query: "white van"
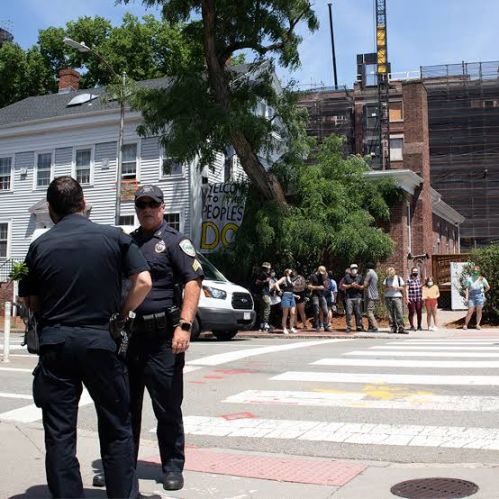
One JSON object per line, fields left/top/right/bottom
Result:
{"left": 30, "top": 227, "right": 256, "bottom": 341}
{"left": 193, "top": 252, "right": 255, "bottom": 340}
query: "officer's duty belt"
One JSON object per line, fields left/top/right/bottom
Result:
{"left": 133, "top": 312, "right": 172, "bottom": 336}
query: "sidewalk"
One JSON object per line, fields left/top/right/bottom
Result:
{"left": 1, "top": 421, "right": 498, "bottom": 498}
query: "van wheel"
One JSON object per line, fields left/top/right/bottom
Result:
{"left": 190, "top": 317, "right": 201, "bottom": 341}
{"left": 213, "top": 330, "right": 238, "bottom": 341}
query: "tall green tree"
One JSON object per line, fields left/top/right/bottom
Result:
{"left": 0, "top": 14, "right": 190, "bottom": 108}
{"left": 122, "top": 0, "right": 319, "bottom": 203}
{"left": 209, "top": 136, "right": 403, "bottom": 283}
{"left": 0, "top": 42, "right": 54, "bottom": 108}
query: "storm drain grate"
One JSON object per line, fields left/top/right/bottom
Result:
{"left": 391, "top": 477, "right": 479, "bottom": 498}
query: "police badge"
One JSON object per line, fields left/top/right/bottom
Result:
{"left": 155, "top": 240, "right": 166, "bottom": 253}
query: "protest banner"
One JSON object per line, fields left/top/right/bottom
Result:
{"left": 200, "top": 183, "right": 246, "bottom": 253}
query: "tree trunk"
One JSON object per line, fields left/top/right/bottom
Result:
{"left": 200, "top": 0, "right": 287, "bottom": 204}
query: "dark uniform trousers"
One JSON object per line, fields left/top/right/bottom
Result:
{"left": 33, "top": 332, "right": 138, "bottom": 499}
{"left": 128, "top": 324, "right": 185, "bottom": 474}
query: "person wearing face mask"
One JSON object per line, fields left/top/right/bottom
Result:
{"left": 422, "top": 277, "right": 440, "bottom": 331}
{"left": 268, "top": 269, "right": 282, "bottom": 328}
{"left": 292, "top": 270, "right": 308, "bottom": 329}
{"left": 406, "top": 267, "right": 423, "bottom": 331}
{"left": 253, "top": 262, "right": 273, "bottom": 332}
{"left": 463, "top": 265, "right": 490, "bottom": 330}
{"left": 276, "top": 269, "right": 297, "bottom": 334}
{"left": 308, "top": 266, "right": 331, "bottom": 332}
{"left": 342, "top": 264, "right": 365, "bottom": 333}
{"left": 383, "top": 266, "right": 407, "bottom": 334}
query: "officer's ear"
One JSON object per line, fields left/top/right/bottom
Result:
{"left": 48, "top": 203, "right": 60, "bottom": 224}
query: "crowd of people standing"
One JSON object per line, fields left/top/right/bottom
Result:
{"left": 250, "top": 261, "right": 483, "bottom": 334}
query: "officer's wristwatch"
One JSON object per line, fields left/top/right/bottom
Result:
{"left": 178, "top": 319, "right": 192, "bottom": 332}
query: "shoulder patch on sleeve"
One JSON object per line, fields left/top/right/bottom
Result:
{"left": 179, "top": 239, "right": 196, "bottom": 257}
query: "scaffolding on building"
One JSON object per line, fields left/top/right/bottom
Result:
{"left": 297, "top": 85, "right": 355, "bottom": 155}
{"left": 422, "top": 61, "right": 499, "bottom": 249}
{"left": 0, "top": 21, "right": 13, "bottom": 47}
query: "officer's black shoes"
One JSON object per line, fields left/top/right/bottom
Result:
{"left": 163, "top": 471, "right": 184, "bottom": 491}
{"left": 92, "top": 473, "right": 105, "bottom": 487}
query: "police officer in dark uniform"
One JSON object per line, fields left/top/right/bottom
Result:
{"left": 19, "top": 176, "right": 152, "bottom": 499}
{"left": 124, "top": 184, "right": 203, "bottom": 491}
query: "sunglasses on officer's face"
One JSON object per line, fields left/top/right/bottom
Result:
{"left": 135, "top": 200, "right": 161, "bottom": 209}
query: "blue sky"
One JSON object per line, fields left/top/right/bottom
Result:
{"left": 3, "top": 0, "right": 499, "bottom": 88}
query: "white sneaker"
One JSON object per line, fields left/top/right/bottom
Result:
{"left": 433, "top": 326, "right": 438, "bottom": 331}
{"left": 283, "top": 328, "right": 289, "bottom": 335}
{"left": 290, "top": 327, "right": 297, "bottom": 333}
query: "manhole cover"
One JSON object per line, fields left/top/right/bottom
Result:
{"left": 391, "top": 477, "right": 479, "bottom": 498}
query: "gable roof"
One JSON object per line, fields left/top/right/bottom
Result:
{"left": 0, "top": 77, "right": 170, "bottom": 127}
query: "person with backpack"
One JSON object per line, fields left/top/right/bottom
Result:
{"left": 383, "top": 266, "right": 408, "bottom": 334}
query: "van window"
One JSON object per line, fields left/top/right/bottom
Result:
{"left": 196, "top": 253, "right": 228, "bottom": 282}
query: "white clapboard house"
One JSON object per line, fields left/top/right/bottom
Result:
{"left": 0, "top": 69, "right": 276, "bottom": 277}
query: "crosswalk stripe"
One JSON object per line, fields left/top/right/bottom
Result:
{"left": 223, "top": 389, "right": 499, "bottom": 412}
{"left": 187, "top": 339, "right": 350, "bottom": 367}
{"left": 272, "top": 371, "right": 499, "bottom": 386}
{"left": 371, "top": 346, "right": 499, "bottom": 351}
{"left": 0, "top": 392, "right": 32, "bottom": 400}
{"left": 312, "top": 358, "right": 499, "bottom": 368}
{"left": 0, "top": 367, "right": 32, "bottom": 373}
{"left": 0, "top": 389, "right": 93, "bottom": 423}
{"left": 388, "top": 341, "right": 499, "bottom": 346}
{"left": 390, "top": 336, "right": 499, "bottom": 345}
{"left": 182, "top": 415, "right": 499, "bottom": 450}
{"left": 344, "top": 350, "right": 499, "bottom": 358}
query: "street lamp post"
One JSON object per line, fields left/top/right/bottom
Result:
{"left": 63, "top": 37, "right": 126, "bottom": 225}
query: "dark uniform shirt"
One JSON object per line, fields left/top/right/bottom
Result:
{"left": 19, "top": 214, "right": 149, "bottom": 348}
{"left": 343, "top": 274, "right": 364, "bottom": 299}
{"left": 131, "top": 221, "right": 204, "bottom": 315}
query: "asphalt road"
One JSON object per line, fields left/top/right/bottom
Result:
{"left": 1, "top": 333, "right": 499, "bottom": 466}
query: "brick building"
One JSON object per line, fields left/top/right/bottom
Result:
{"left": 298, "top": 73, "right": 464, "bottom": 279}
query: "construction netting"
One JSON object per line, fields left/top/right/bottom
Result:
{"left": 422, "top": 61, "right": 499, "bottom": 249}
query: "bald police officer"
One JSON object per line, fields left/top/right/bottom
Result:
{"left": 19, "top": 176, "right": 151, "bottom": 499}
{"left": 128, "top": 185, "right": 203, "bottom": 491}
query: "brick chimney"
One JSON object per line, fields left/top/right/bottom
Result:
{"left": 58, "top": 68, "right": 80, "bottom": 93}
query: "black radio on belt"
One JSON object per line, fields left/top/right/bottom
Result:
{"left": 138, "top": 305, "right": 181, "bottom": 335}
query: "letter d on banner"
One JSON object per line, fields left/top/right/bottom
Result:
{"left": 200, "top": 221, "right": 219, "bottom": 251}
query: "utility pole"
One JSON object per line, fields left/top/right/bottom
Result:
{"left": 64, "top": 37, "right": 128, "bottom": 223}
{"left": 114, "top": 71, "right": 127, "bottom": 225}
{"left": 328, "top": 3, "right": 338, "bottom": 90}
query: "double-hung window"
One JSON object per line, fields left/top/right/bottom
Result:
{"left": 0, "top": 223, "right": 8, "bottom": 258}
{"left": 0, "top": 157, "right": 12, "bottom": 191}
{"left": 161, "top": 148, "right": 184, "bottom": 178}
{"left": 36, "top": 152, "right": 52, "bottom": 188}
{"left": 75, "top": 148, "right": 92, "bottom": 185}
{"left": 119, "top": 215, "right": 135, "bottom": 226}
{"left": 122, "top": 144, "right": 137, "bottom": 180}
{"left": 164, "top": 213, "right": 181, "bottom": 231}
{"left": 390, "top": 136, "right": 404, "bottom": 161}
